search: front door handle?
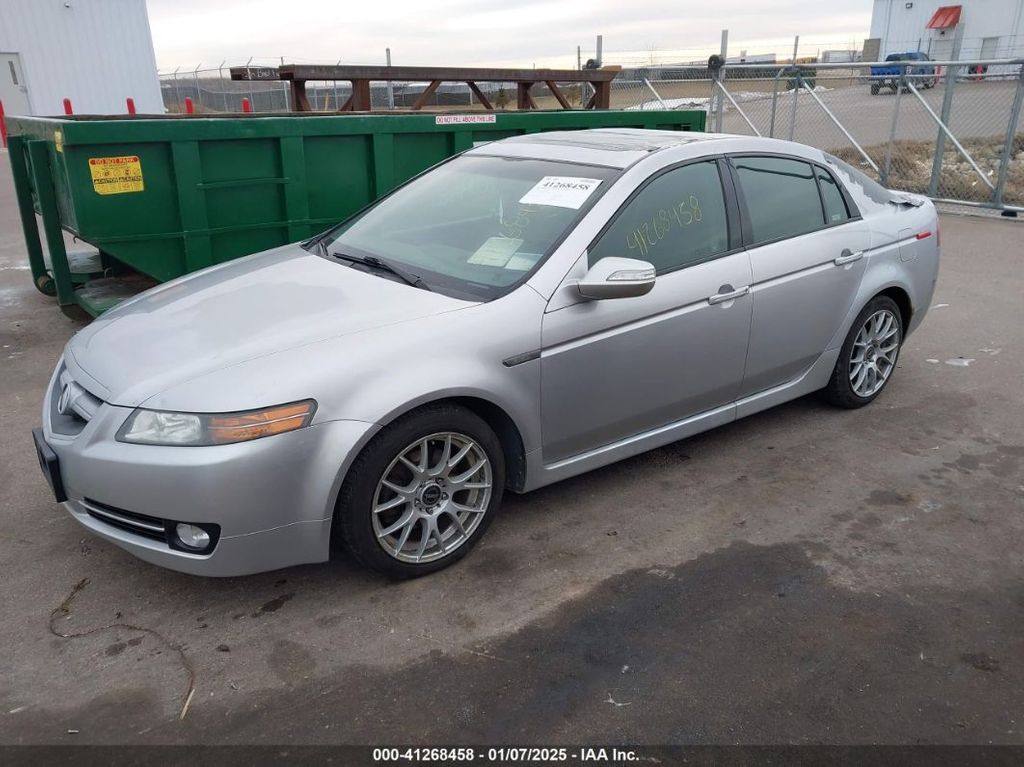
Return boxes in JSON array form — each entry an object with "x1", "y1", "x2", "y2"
[
  {"x1": 708, "y1": 285, "x2": 750, "y2": 305},
  {"x1": 834, "y1": 248, "x2": 864, "y2": 266}
]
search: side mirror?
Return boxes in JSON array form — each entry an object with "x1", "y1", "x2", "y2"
[{"x1": 577, "y1": 257, "x2": 657, "y2": 300}]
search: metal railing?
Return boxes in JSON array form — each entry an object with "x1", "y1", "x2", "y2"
[{"x1": 158, "y1": 65, "x2": 586, "y2": 113}]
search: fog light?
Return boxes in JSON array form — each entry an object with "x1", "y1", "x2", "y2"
[{"x1": 175, "y1": 523, "x2": 211, "y2": 551}]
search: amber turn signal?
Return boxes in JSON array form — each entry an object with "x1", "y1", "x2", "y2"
[{"x1": 207, "y1": 401, "x2": 316, "y2": 444}]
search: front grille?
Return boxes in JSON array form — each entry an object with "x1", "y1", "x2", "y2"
[
  {"x1": 58, "y1": 368, "x2": 103, "y2": 423},
  {"x1": 82, "y1": 499, "x2": 168, "y2": 543},
  {"x1": 49, "y1": 364, "x2": 105, "y2": 437}
]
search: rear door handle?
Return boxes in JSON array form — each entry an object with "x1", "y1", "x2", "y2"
[
  {"x1": 834, "y1": 248, "x2": 864, "y2": 266},
  {"x1": 708, "y1": 286, "x2": 750, "y2": 305}
]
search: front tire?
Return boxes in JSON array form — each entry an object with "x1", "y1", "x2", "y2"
[
  {"x1": 823, "y1": 296, "x2": 903, "y2": 409},
  {"x1": 333, "y1": 404, "x2": 504, "y2": 578}
]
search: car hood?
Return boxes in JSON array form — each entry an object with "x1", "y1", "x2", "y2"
[{"x1": 65, "y1": 245, "x2": 474, "y2": 407}]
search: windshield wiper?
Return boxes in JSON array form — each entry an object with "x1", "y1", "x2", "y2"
[{"x1": 330, "y1": 250, "x2": 432, "y2": 291}]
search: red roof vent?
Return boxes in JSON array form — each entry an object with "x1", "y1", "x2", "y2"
[{"x1": 927, "y1": 5, "x2": 962, "y2": 29}]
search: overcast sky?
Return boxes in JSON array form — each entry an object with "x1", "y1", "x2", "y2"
[{"x1": 146, "y1": 0, "x2": 874, "y2": 72}]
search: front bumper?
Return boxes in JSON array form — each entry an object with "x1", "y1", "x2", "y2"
[
  {"x1": 38, "y1": 361, "x2": 378, "y2": 576},
  {"x1": 62, "y1": 498, "x2": 334, "y2": 576}
]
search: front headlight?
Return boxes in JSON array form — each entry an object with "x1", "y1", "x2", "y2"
[{"x1": 116, "y1": 400, "x2": 316, "y2": 446}]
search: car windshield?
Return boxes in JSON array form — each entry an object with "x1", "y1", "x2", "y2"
[{"x1": 318, "y1": 155, "x2": 619, "y2": 301}]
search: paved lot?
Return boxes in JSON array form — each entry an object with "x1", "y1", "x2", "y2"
[{"x1": 0, "y1": 156, "x2": 1022, "y2": 745}]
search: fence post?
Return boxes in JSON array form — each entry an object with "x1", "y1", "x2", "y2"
[
  {"x1": 386, "y1": 48, "x2": 395, "y2": 110},
  {"x1": 193, "y1": 64, "x2": 202, "y2": 111},
  {"x1": 714, "y1": 29, "x2": 728, "y2": 132},
  {"x1": 786, "y1": 35, "x2": 801, "y2": 141},
  {"x1": 768, "y1": 67, "x2": 785, "y2": 137},
  {"x1": 245, "y1": 57, "x2": 255, "y2": 112},
  {"x1": 928, "y1": 25, "x2": 963, "y2": 196},
  {"x1": 219, "y1": 61, "x2": 228, "y2": 112},
  {"x1": 577, "y1": 46, "x2": 584, "y2": 106},
  {"x1": 882, "y1": 66, "x2": 906, "y2": 186},
  {"x1": 787, "y1": 68, "x2": 800, "y2": 141},
  {"x1": 993, "y1": 64, "x2": 1024, "y2": 211}
]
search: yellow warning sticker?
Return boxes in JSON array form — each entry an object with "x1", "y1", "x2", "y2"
[{"x1": 88, "y1": 156, "x2": 144, "y2": 195}]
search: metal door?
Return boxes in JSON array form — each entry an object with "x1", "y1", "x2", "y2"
[
  {"x1": 729, "y1": 155, "x2": 871, "y2": 397},
  {"x1": 739, "y1": 221, "x2": 870, "y2": 396},
  {"x1": 0, "y1": 53, "x2": 30, "y2": 115},
  {"x1": 930, "y1": 37, "x2": 954, "y2": 62},
  {"x1": 540, "y1": 253, "x2": 753, "y2": 463}
]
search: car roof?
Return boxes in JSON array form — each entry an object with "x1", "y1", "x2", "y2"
[
  {"x1": 466, "y1": 128, "x2": 725, "y2": 168},
  {"x1": 467, "y1": 128, "x2": 819, "y2": 169}
]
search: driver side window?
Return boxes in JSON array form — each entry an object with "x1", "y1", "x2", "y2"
[{"x1": 588, "y1": 161, "x2": 730, "y2": 274}]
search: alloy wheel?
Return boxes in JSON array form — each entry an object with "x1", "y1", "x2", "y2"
[
  {"x1": 849, "y1": 309, "x2": 900, "y2": 398},
  {"x1": 371, "y1": 432, "x2": 492, "y2": 563}
]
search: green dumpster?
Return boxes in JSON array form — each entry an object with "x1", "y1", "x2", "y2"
[{"x1": 6, "y1": 109, "x2": 706, "y2": 315}]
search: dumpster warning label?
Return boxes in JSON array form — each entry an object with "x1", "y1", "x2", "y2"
[
  {"x1": 88, "y1": 156, "x2": 144, "y2": 195},
  {"x1": 435, "y1": 114, "x2": 497, "y2": 125}
]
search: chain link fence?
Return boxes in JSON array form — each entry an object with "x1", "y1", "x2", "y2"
[
  {"x1": 158, "y1": 55, "x2": 1024, "y2": 212},
  {"x1": 615, "y1": 59, "x2": 1024, "y2": 212}
]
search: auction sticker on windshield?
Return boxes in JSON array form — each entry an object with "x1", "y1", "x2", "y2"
[{"x1": 519, "y1": 176, "x2": 602, "y2": 209}]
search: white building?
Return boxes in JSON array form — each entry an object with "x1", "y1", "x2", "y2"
[
  {"x1": 0, "y1": 0, "x2": 162, "y2": 117},
  {"x1": 869, "y1": 0, "x2": 1024, "y2": 60}
]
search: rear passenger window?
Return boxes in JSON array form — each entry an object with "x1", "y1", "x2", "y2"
[
  {"x1": 588, "y1": 161, "x2": 729, "y2": 274},
  {"x1": 816, "y1": 166, "x2": 850, "y2": 224},
  {"x1": 733, "y1": 156, "x2": 824, "y2": 244}
]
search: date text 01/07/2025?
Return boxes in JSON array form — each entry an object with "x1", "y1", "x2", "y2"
[{"x1": 371, "y1": 746, "x2": 641, "y2": 762}]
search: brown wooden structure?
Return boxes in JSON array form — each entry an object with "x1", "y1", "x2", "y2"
[{"x1": 230, "y1": 64, "x2": 621, "y2": 112}]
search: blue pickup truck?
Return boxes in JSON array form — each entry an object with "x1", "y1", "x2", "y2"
[{"x1": 870, "y1": 51, "x2": 938, "y2": 94}]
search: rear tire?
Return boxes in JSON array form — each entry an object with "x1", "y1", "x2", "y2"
[
  {"x1": 333, "y1": 404, "x2": 504, "y2": 578},
  {"x1": 822, "y1": 296, "x2": 904, "y2": 409}
]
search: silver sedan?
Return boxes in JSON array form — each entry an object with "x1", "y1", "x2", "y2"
[{"x1": 33, "y1": 129, "x2": 939, "y2": 578}]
